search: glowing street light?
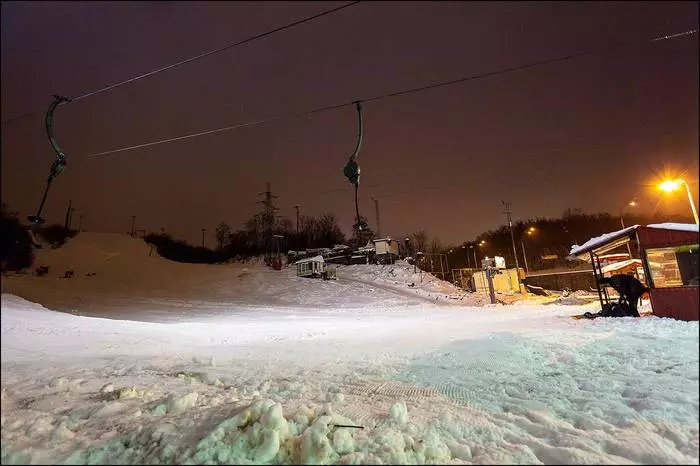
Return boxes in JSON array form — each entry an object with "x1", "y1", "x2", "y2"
[
  {"x1": 658, "y1": 179, "x2": 699, "y2": 224},
  {"x1": 520, "y1": 227, "x2": 536, "y2": 274}
]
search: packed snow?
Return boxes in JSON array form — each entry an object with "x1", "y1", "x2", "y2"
[{"x1": 1, "y1": 233, "x2": 698, "y2": 464}]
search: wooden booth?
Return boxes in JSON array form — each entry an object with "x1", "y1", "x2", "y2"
[{"x1": 570, "y1": 223, "x2": 699, "y2": 321}]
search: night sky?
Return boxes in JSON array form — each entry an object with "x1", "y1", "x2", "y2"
[{"x1": 2, "y1": 1, "x2": 698, "y2": 247}]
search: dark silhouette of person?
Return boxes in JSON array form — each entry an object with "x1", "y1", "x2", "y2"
[{"x1": 599, "y1": 274, "x2": 649, "y2": 314}]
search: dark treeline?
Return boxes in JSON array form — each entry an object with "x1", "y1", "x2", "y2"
[
  {"x1": 3, "y1": 200, "x2": 694, "y2": 270},
  {"x1": 1, "y1": 203, "x2": 34, "y2": 272},
  {"x1": 442, "y1": 208, "x2": 696, "y2": 272},
  {"x1": 1, "y1": 202, "x2": 78, "y2": 272},
  {"x1": 145, "y1": 212, "x2": 348, "y2": 264}
]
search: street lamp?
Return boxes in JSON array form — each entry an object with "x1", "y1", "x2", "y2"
[
  {"x1": 461, "y1": 245, "x2": 469, "y2": 268},
  {"x1": 520, "y1": 227, "x2": 536, "y2": 274},
  {"x1": 658, "y1": 179, "x2": 699, "y2": 224}
]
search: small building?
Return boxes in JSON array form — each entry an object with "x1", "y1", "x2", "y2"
[
  {"x1": 373, "y1": 238, "x2": 399, "y2": 264},
  {"x1": 294, "y1": 255, "x2": 336, "y2": 279},
  {"x1": 570, "y1": 223, "x2": 699, "y2": 321}
]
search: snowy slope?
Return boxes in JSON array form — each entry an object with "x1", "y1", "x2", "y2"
[{"x1": 3, "y1": 233, "x2": 491, "y2": 320}]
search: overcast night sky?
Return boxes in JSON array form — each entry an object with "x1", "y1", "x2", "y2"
[{"x1": 1, "y1": 1, "x2": 698, "y2": 246}]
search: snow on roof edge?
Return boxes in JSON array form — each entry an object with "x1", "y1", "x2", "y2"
[
  {"x1": 646, "y1": 223, "x2": 699, "y2": 233},
  {"x1": 570, "y1": 225, "x2": 639, "y2": 256},
  {"x1": 570, "y1": 222, "x2": 698, "y2": 257},
  {"x1": 294, "y1": 255, "x2": 324, "y2": 264}
]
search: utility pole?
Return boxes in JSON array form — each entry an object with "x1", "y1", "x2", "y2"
[
  {"x1": 78, "y1": 214, "x2": 84, "y2": 232},
  {"x1": 257, "y1": 182, "x2": 279, "y2": 263},
  {"x1": 294, "y1": 205, "x2": 300, "y2": 236},
  {"x1": 64, "y1": 200, "x2": 72, "y2": 229},
  {"x1": 131, "y1": 215, "x2": 136, "y2": 236},
  {"x1": 294, "y1": 204, "x2": 300, "y2": 251},
  {"x1": 502, "y1": 201, "x2": 522, "y2": 293},
  {"x1": 373, "y1": 198, "x2": 381, "y2": 238},
  {"x1": 462, "y1": 245, "x2": 469, "y2": 268},
  {"x1": 521, "y1": 239, "x2": 529, "y2": 274},
  {"x1": 201, "y1": 228, "x2": 206, "y2": 248}
]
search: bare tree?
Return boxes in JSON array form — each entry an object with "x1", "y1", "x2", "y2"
[
  {"x1": 428, "y1": 236, "x2": 443, "y2": 254},
  {"x1": 215, "y1": 222, "x2": 231, "y2": 250},
  {"x1": 411, "y1": 230, "x2": 428, "y2": 253}
]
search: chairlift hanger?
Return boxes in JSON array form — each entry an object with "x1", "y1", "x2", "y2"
[
  {"x1": 342, "y1": 101, "x2": 364, "y2": 231},
  {"x1": 29, "y1": 94, "x2": 72, "y2": 225}
]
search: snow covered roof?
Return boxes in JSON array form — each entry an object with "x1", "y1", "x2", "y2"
[
  {"x1": 294, "y1": 255, "x2": 324, "y2": 265},
  {"x1": 570, "y1": 223, "x2": 699, "y2": 259},
  {"x1": 600, "y1": 259, "x2": 642, "y2": 275},
  {"x1": 646, "y1": 223, "x2": 699, "y2": 233},
  {"x1": 569, "y1": 225, "x2": 639, "y2": 257}
]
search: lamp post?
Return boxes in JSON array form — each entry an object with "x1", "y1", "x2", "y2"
[
  {"x1": 520, "y1": 226, "x2": 535, "y2": 274},
  {"x1": 620, "y1": 199, "x2": 637, "y2": 259},
  {"x1": 461, "y1": 245, "x2": 469, "y2": 268},
  {"x1": 474, "y1": 240, "x2": 485, "y2": 268},
  {"x1": 659, "y1": 179, "x2": 699, "y2": 225}
]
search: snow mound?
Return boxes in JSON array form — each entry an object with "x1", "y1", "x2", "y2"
[
  {"x1": 31, "y1": 232, "x2": 156, "y2": 276},
  {"x1": 338, "y1": 261, "x2": 491, "y2": 306}
]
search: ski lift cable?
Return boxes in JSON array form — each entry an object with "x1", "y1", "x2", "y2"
[
  {"x1": 81, "y1": 27, "x2": 697, "y2": 159},
  {"x1": 0, "y1": 1, "x2": 361, "y2": 125}
]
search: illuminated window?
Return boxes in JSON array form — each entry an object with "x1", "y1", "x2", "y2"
[{"x1": 646, "y1": 244, "x2": 699, "y2": 288}]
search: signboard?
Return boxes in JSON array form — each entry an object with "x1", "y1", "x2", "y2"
[
  {"x1": 494, "y1": 256, "x2": 506, "y2": 269},
  {"x1": 541, "y1": 254, "x2": 559, "y2": 260}
]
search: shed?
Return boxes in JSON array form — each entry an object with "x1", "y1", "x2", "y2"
[
  {"x1": 570, "y1": 223, "x2": 699, "y2": 321},
  {"x1": 373, "y1": 238, "x2": 399, "y2": 256},
  {"x1": 294, "y1": 255, "x2": 325, "y2": 278}
]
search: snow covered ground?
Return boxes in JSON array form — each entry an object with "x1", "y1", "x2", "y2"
[{"x1": 1, "y1": 233, "x2": 698, "y2": 464}]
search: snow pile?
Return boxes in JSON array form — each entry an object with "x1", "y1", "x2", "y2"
[
  {"x1": 337, "y1": 261, "x2": 492, "y2": 306},
  {"x1": 30, "y1": 232, "x2": 157, "y2": 276},
  {"x1": 2, "y1": 294, "x2": 698, "y2": 465}
]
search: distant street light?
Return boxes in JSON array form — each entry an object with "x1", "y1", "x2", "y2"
[
  {"x1": 658, "y1": 179, "x2": 699, "y2": 224},
  {"x1": 520, "y1": 227, "x2": 536, "y2": 274}
]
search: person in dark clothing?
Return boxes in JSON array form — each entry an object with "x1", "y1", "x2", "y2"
[{"x1": 599, "y1": 274, "x2": 649, "y2": 314}]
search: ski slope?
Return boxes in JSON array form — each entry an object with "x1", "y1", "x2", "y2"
[{"x1": 1, "y1": 233, "x2": 698, "y2": 464}]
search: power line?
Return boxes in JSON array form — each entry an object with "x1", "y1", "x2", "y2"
[
  {"x1": 0, "y1": 1, "x2": 361, "y2": 125},
  {"x1": 82, "y1": 27, "x2": 697, "y2": 159}
]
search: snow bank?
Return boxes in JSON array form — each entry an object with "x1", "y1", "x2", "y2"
[{"x1": 337, "y1": 261, "x2": 492, "y2": 306}]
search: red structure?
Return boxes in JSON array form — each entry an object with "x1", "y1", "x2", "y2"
[{"x1": 570, "y1": 223, "x2": 699, "y2": 321}]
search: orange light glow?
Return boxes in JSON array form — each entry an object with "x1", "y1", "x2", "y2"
[{"x1": 659, "y1": 179, "x2": 683, "y2": 193}]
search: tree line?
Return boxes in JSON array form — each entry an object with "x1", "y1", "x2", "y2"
[
  {"x1": 2, "y1": 200, "x2": 693, "y2": 271},
  {"x1": 437, "y1": 208, "x2": 696, "y2": 272}
]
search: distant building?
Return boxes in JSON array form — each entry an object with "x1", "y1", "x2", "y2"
[{"x1": 373, "y1": 237, "x2": 399, "y2": 264}]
